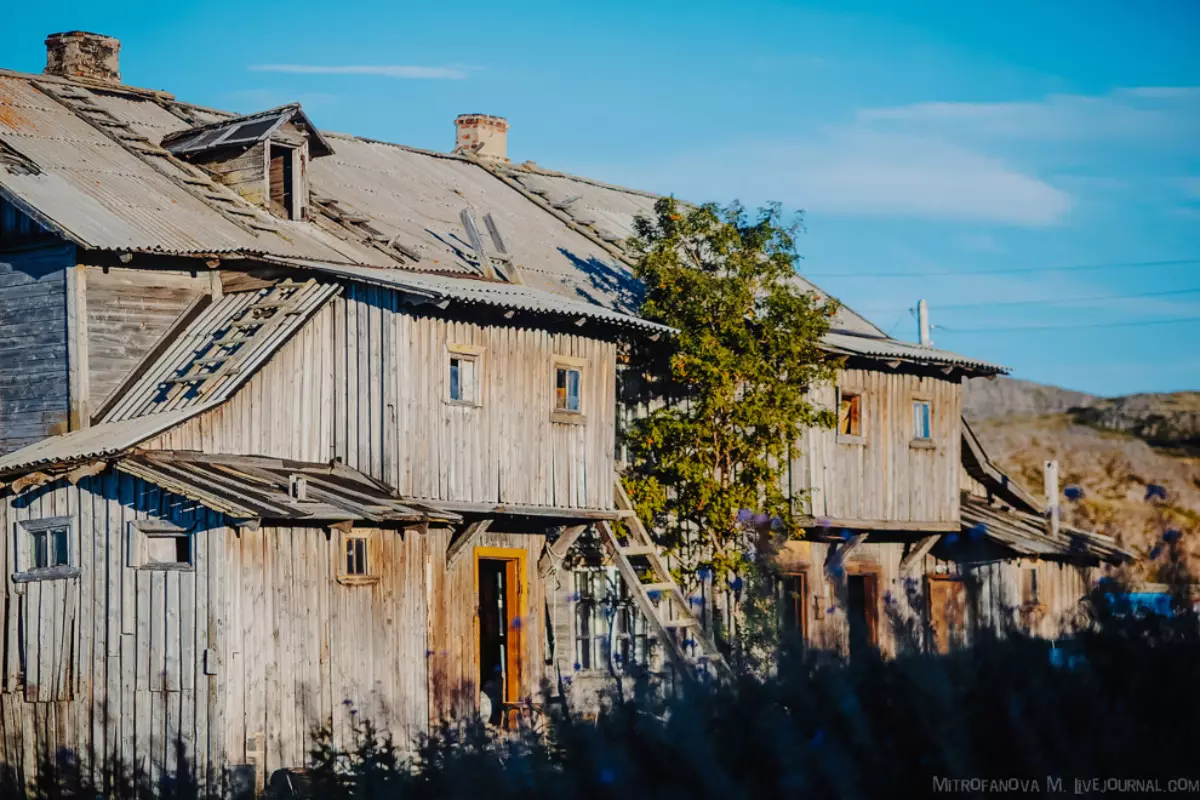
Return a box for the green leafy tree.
[623,198,838,580]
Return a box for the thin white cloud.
[857,87,1200,142]
[600,130,1070,227]
[249,64,472,80]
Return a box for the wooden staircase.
[596,478,731,682]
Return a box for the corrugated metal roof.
[0,75,389,265]
[0,409,201,477]
[116,451,458,523]
[101,279,340,422]
[271,258,673,334]
[823,331,1007,374]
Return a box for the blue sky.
[7,1,1199,395]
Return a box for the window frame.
[336,530,379,586]
[266,141,303,221]
[572,566,650,673]
[445,343,486,407]
[550,356,587,424]
[126,519,195,572]
[911,397,934,448]
[836,387,866,445]
[13,516,79,583]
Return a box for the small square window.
[838,391,862,437]
[32,527,70,570]
[128,520,194,570]
[555,366,582,413]
[345,536,368,576]
[14,517,78,581]
[913,400,932,440]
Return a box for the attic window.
[269,143,297,220]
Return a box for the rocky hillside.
[963,378,1200,580]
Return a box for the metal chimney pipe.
[1043,460,1060,537]
[917,299,931,346]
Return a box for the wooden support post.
[900,534,941,571]
[538,525,586,577]
[824,533,867,577]
[65,264,90,430]
[1044,460,1060,537]
[447,519,492,568]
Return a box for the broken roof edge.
[824,330,1009,376]
[262,256,676,336]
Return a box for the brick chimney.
[454,114,508,162]
[45,31,121,83]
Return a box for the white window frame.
[127,519,195,571]
[551,356,586,423]
[445,343,485,407]
[911,398,933,445]
[13,516,79,582]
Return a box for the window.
[337,531,378,585]
[912,400,932,440]
[449,355,479,404]
[268,143,296,219]
[446,345,485,406]
[14,517,77,581]
[127,519,194,570]
[1021,566,1040,606]
[837,390,863,439]
[555,366,582,413]
[345,536,368,576]
[574,568,649,672]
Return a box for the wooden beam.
[803,518,959,534]
[538,524,586,577]
[824,533,867,577]
[447,519,492,568]
[65,461,107,485]
[65,264,90,430]
[900,534,941,571]
[11,471,55,494]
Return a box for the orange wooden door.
[927,577,968,653]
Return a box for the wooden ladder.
[597,478,731,682]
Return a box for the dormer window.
[162,104,333,222]
[268,143,298,220]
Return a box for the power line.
[803,258,1200,279]
[936,315,1200,334]
[859,286,1200,312]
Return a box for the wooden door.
[927,577,968,654]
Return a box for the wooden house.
[0,30,1129,794]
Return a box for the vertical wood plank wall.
[0,474,224,792]
[334,286,616,510]
[792,369,963,526]
[147,284,617,511]
[143,303,337,462]
[0,243,74,454]
[425,528,546,722]
[222,523,434,783]
[83,266,206,413]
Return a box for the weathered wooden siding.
[0,473,225,792]
[334,286,617,510]
[0,243,73,454]
[207,143,269,207]
[222,523,433,783]
[142,302,336,461]
[147,284,617,510]
[426,528,546,721]
[84,265,206,413]
[792,369,962,527]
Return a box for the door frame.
[844,565,881,650]
[473,546,528,706]
[925,573,968,654]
